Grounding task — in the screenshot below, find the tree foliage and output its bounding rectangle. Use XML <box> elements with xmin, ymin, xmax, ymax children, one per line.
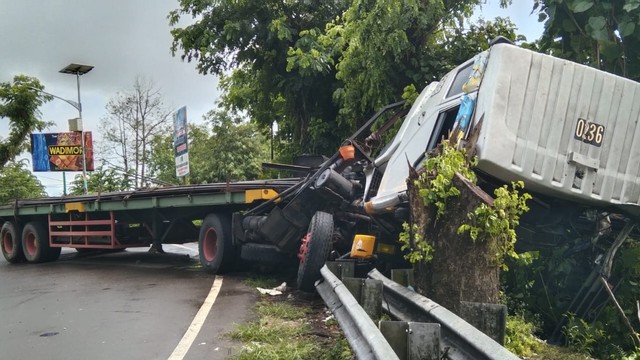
<box><xmin>147</xmin><ymin>112</ymin><xmax>268</xmax><ymax>185</ymax></box>
<box><xmin>169</xmin><ymin>0</ymin><xmax>517</xmax><ymax>156</ymax></box>
<box><xmin>0</xmin><ymin>75</ymin><xmax>51</xmax><ymax>168</ymax></box>
<box><xmin>99</xmin><ymin>77</ymin><xmax>171</xmax><ymax>188</ymax></box>
<box><xmin>69</xmin><ymin>165</ymin><xmax>132</xmax><ymax>195</ymax></box>
<box><xmin>533</xmin><ymin>0</ymin><xmax>640</xmax><ymax>80</ymax></box>
<box><xmin>169</xmin><ymin>1</ymin><xmax>347</xmax><ymax>155</ymax></box>
<box><xmin>0</xmin><ymin>160</ymin><xmax>46</xmax><ymax>202</ymax></box>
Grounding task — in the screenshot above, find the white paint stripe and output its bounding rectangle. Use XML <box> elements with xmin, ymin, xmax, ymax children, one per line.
<box><xmin>168</xmin><ymin>276</ymin><xmax>224</xmax><ymax>360</ymax></box>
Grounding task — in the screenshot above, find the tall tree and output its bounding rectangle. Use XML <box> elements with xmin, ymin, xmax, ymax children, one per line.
<box><xmin>99</xmin><ymin>77</ymin><xmax>172</xmax><ymax>188</ymax></box>
<box><xmin>533</xmin><ymin>0</ymin><xmax>640</xmax><ymax>80</ymax></box>
<box><xmin>169</xmin><ymin>0</ymin><xmax>350</xmax><ymax>155</ymax></box>
<box><xmin>169</xmin><ymin>1</ymin><xmax>514</xmax><ymax>156</ymax></box>
<box><xmin>0</xmin><ymin>160</ymin><xmax>46</xmax><ymax>202</ymax></box>
<box><xmin>0</xmin><ymin>75</ymin><xmax>51</xmax><ymax>168</ymax></box>
<box><xmin>289</xmin><ymin>1</ymin><xmax>515</xmax><ymax>125</ymax></box>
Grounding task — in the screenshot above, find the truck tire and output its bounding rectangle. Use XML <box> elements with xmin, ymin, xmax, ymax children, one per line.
<box><xmin>1</xmin><ymin>221</ymin><xmax>25</xmax><ymax>263</ymax></box>
<box><xmin>297</xmin><ymin>211</ymin><xmax>334</xmax><ymax>291</ymax></box>
<box><xmin>22</xmin><ymin>221</ymin><xmax>59</xmax><ymax>263</ymax></box>
<box><xmin>199</xmin><ymin>214</ymin><xmax>235</xmax><ymax>274</ymax></box>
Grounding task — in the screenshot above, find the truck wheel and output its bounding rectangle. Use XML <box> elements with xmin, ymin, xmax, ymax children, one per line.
<box><xmin>297</xmin><ymin>211</ymin><xmax>334</xmax><ymax>291</ymax></box>
<box><xmin>199</xmin><ymin>214</ymin><xmax>235</xmax><ymax>274</ymax></box>
<box><xmin>1</xmin><ymin>221</ymin><xmax>25</xmax><ymax>263</ymax></box>
<box><xmin>22</xmin><ymin>221</ymin><xmax>58</xmax><ymax>263</ymax></box>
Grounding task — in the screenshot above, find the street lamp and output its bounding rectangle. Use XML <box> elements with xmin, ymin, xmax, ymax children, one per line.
<box><xmin>59</xmin><ymin>63</ymin><xmax>93</xmax><ymax>194</ymax></box>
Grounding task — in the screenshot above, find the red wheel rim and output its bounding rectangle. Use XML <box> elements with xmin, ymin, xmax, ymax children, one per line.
<box><xmin>298</xmin><ymin>233</ymin><xmax>311</xmax><ymax>263</ymax></box>
<box><xmin>2</xmin><ymin>231</ymin><xmax>13</xmax><ymax>254</ymax></box>
<box><xmin>25</xmin><ymin>232</ymin><xmax>37</xmax><ymax>257</ymax></box>
<box><xmin>202</xmin><ymin>228</ymin><xmax>218</xmax><ymax>262</ymax></box>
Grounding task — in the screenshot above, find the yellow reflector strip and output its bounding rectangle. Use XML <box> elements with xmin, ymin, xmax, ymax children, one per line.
<box><xmin>65</xmin><ymin>202</ymin><xmax>86</xmax><ymax>213</ymax></box>
<box><xmin>377</xmin><ymin>243</ymin><xmax>396</xmax><ymax>255</ymax></box>
<box><xmin>245</xmin><ymin>189</ymin><xmax>279</xmax><ymax>204</ymax></box>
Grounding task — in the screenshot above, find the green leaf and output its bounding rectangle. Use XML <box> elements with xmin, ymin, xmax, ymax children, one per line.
<box><xmin>571</xmin><ymin>0</ymin><xmax>594</xmax><ymax>13</ymax></box>
<box><xmin>588</xmin><ymin>16</ymin><xmax>606</xmax><ymax>30</ymax></box>
<box><xmin>618</xmin><ymin>21</ymin><xmax>636</xmax><ymax>37</ymax></box>
<box><xmin>623</xmin><ymin>0</ymin><xmax>640</xmax><ymax>12</ymax></box>
<box><xmin>600</xmin><ymin>42</ymin><xmax>623</xmax><ymax>59</ymax></box>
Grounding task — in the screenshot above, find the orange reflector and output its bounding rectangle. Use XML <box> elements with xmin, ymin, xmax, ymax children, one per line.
<box><xmin>339</xmin><ymin>145</ymin><xmax>355</xmax><ymax>161</ymax></box>
<box><xmin>351</xmin><ymin>234</ymin><xmax>375</xmax><ymax>259</ymax></box>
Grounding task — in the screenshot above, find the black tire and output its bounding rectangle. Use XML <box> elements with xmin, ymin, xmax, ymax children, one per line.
<box><xmin>296</xmin><ymin>211</ymin><xmax>334</xmax><ymax>291</ymax></box>
<box><xmin>22</xmin><ymin>221</ymin><xmax>58</xmax><ymax>263</ymax></box>
<box><xmin>1</xmin><ymin>221</ymin><xmax>25</xmax><ymax>263</ymax></box>
<box><xmin>198</xmin><ymin>214</ymin><xmax>235</xmax><ymax>274</ymax></box>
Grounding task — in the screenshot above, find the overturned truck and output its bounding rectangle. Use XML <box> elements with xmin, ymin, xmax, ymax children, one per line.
<box><xmin>2</xmin><ymin>42</ymin><xmax>639</xmax><ymax>294</ymax></box>
<box><xmin>234</xmin><ymin>41</ymin><xmax>640</xmax><ymax>289</ymax></box>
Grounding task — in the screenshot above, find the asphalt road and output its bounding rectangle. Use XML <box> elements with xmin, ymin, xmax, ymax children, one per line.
<box><xmin>0</xmin><ymin>244</ymin><xmax>258</xmax><ymax>360</ymax></box>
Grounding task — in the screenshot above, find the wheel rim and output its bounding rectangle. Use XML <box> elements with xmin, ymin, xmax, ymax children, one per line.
<box><xmin>298</xmin><ymin>233</ymin><xmax>311</xmax><ymax>263</ymax></box>
<box><xmin>2</xmin><ymin>231</ymin><xmax>13</xmax><ymax>254</ymax></box>
<box><xmin>25</xmin><ymin>232</ymin><xmax>37</xmax><ymax>257</ymax></box>
<box><xmin>202</xmin><ymin>228</ymin><xmax>218</xmax><ymax>262</ymax></box>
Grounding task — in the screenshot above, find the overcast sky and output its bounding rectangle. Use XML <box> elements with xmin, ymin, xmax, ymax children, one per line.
<box><xmin>0</xmin><ymin>0</ymin><xmax>543</xmax><ymax>196</ymax></box>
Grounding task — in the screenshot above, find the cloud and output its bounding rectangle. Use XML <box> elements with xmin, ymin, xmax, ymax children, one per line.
<box><xmin>0</xmin><ymin>0</ymin><xmax>221</xmax><ymax>195</ymax></box>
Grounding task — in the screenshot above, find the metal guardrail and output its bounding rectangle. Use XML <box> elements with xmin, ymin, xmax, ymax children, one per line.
<box><xmin>369</xmin><ymin>269</ymin><xmax>519</xmax><ymax>360</ymax></box>
<box><xmin>315</xmin><ymin>265</ymin><xmax>399</xmax><ymax>360</ymax></box>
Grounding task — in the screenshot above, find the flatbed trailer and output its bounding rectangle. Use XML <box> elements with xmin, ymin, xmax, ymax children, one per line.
<box><xmin>0</xmin><ymin>179</ymin><xmax>299</xmax><ymax>266</ymax></box>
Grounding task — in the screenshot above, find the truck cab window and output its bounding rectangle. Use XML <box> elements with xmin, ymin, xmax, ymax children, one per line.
<box><xmin>414</xmin><ymin>105</ymin><xmax>460</xmax><ymax>168</ymax></box>
<box><xmin>446</xmin><ymin>62</ymin><xmax>474</xmax><ymax>98</ymax></box>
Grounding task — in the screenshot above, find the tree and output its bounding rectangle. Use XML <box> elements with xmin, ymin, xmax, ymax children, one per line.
<box><xmin>290</xmin><ymin>1</ymin><xmax>516</xmax><ymax>124</ymax></box>
<box><xmin>99</xmin><ymin>77</ymin><xmax>172</xmax><ymax>188</ymax></box>
<box><xmin>202</xmin><ymin>111</ymin><xmax>269</xmax><ymax>183</ymax></box>
<box><xmin>0</xmin><ymin>160</ymin><xmax>46</xmax><ymax>202</ymax></box>
<box><xmin>533</xmin><ymin>0</ymin><xmax>640</xmax><ymax>81</ymax></box>
<box><xmin>0</xmin><ymin>75</ymin><xmax>51</xmax><ymax>168</ymax></box>
<box><xmin>169</xmin><ymin>1</ymin><xmax>515</xmax><ymax>156</ymax></box>
<box><xmin>147</xmin><ymin>112</ymin><xmax>269</xmax><ymax>185</ymax></box>
<box><xmin>69</xmin><ymin>165</ymin><xmax>132</xmax><ymax>195</ymax></box>
<box><xmin>169</xmin><ymin>0</ymin><xmax>351</xmax><ymax>156</ymax></box>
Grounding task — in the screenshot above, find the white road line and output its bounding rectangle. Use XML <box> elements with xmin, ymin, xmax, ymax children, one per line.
<box><xmin>168</xmin><ymin>276</ymin><xmax>224</xmax><ymax>360</ymax></box>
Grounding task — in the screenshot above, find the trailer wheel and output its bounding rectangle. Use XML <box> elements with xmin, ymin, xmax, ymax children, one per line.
<box><xmin>198</xmin><ymin>214</ymin><xmax>235</xmax><ymax>274</ymax></box>
<box><xmin>296</xmin><ymin>211</ymin><xmax>334</xmax><ymax>291</ymax></box>
<box><xmin>1</xmin><ymin>221</ymin><xmax>25</xmax><ymax>263</ymax></box>
<box><xmin>22</xmin><ymin>221</ymin><xmax>58</xmax><ymax>263</ymax></box>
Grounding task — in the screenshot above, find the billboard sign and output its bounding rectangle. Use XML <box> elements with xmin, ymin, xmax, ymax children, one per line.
<box><xmin>173</xmin><ymin>106</ymin><xmax>190</xmax><ymax>177</ymax></box>
<box><xmin>31</xmin><ymin>132</ymin><xmax>94</xmax><ymax>172</ymax></box>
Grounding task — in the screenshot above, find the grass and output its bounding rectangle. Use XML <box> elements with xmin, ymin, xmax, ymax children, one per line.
<box><xmin>243</xmin><ymin>276</ymin><xmax>282</xmax><ymax>289</ymax></box>
<box><xmin>228</xmin><ymin>297</ymin><xmax>353</xmax><ymax>360</ymax></box>
<box><xmin>528</xmin><ymin>344</ymin><xmax>594</xmax><ymax>360</ymax></box>
<box><xmin>505</xmin><ymin>314</ymin><xmax>594</xmax><ymax>360</ymax></box>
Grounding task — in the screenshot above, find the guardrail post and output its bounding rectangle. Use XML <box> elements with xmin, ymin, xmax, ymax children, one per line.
<box><xmin>343</xmin><ymin>278</ymin><xmax>383</xmax><ymax>319</ymax></box>
<box><xmin>326</xmin><ymin>261</ymin><xmax>355</xmax><ymax>279</ymax></box>
<box><xmin>459</xmin><ymin>301</ymin><xmax>507</xmax><ymax>345</ymax></box>
<box><xmin>379</xmin><ymin>321</ymin><xmax>440</xmax><ymax>360</ymax></box>
<box><xmin>391</xmin><ymin>269</ymin><xmax>414</xmax><ymax>288</ymax></box>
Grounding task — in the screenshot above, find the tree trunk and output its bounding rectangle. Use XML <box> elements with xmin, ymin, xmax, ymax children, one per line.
<box><xmin>407</xmin><ymin>170</ymin><xmax>499</xmax><ymax>314</ymax></box>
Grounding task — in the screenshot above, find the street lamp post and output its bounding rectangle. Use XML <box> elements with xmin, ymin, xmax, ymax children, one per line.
<box><xmin>59</xmin><ymin>63</ymin><xmax>93</xmax><ymax>194</ymax></box>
